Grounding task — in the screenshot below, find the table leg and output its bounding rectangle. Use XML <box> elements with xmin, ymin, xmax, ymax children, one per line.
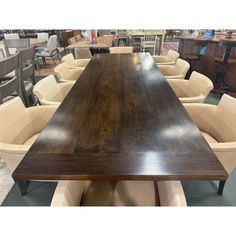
<box><xmin>18</xmin><ymin>180</ymin><xmax>30</xmax><ymax>196</ymax></box>
<box><xmin>218</xmin><ymin>180</ymin><xmax>226</xmax><ymax>195</ymax></box>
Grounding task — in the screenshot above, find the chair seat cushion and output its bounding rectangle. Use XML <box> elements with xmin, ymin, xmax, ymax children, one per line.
<box><xmin>23</xmin><ymin>133</ymin><xmax>40</xmax><ymax>146</ymax></box>
<box><xmin>201</xmin><ymin>131</ymin><xmax>218</xmax><ymax>144</ymax></box>
<box><xmin>81</xmin><ymin>180</ymin><xmax>156</xmax><ymax>206</ymax></box>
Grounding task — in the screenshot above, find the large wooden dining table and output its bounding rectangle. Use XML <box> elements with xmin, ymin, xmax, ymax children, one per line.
<box><xmin>12</xmin><ymin>53</ymin><xmax>228</xmax><ymax>195</ymax></box>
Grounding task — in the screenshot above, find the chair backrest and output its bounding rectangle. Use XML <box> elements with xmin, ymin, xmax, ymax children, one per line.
<box><xmin>189</xmin><ymin>71</ymin><xmax>213</xmax><ymax>96</ymax></box>
<box><xmin>33</xmin><ymin>75</ymin><xmax>64</xmax><ymax>103</ymax></box>
<box><xmin>109</xmin><ymin>47</ymin><xmax>133</xmax><ymax>54</ymax></box>
<box><xmin>167</xmin><ymin>50</ymin><xmax>180</xmax><ymax>63</ymax></box>
<box><xmin>143</xmin><ymin>34</ymin><xmax>156</xmax><ymax>44</ymax></box>
<box><xmin>4</xmin><ymin>33</ymin><xmax>20</xmax><ymax>39</ymax></box>
<box><xmin>54</xmin><ymin>62</ymin><xmax>75</xmax><ymax>81</ymax></box>
<box><xmin>68</xmin><ymin>36</ymin><xmax>76</xmax><ymax>45</ymax></box>
<box><xmin>3</xmin><ymin>38</ymin><xmax>30</xmax><ymax>57</ymax></box>
<box><xmin>74</xmin><ymin>48</ymin><xmax>92</xmax><ymax>59</ymax></box>
<box><xmin>47</xmin><ymin>35</ymin><xmax>58</xmax><ymax>54</ymax></box>
<box><xmin>0</xmin><ymin>54</ymin><xmax>20</xmax><ymax>104</ymax></box>
<box><xmin>175</xmin><ymin>58</ymin><xmax>190</xmax><ymax>77</ymax></box>
<box><xmin>61</xmin><ymin>53</ymin><xmax>75</xmax><ymax>64</ymax></box>
<box><xmin>75</xmin><ymin>34</ymin><xmax>81</xmax><ymax>41</ymax></box>
<box><xmin>37</xmin><ymin>32</ymin><xmax>49</xmax><ymax>41</ymax></box>
<box><xmin>212</xmin><ymin>94</ymin><xmax>236</xmax><ymax>143</ymax></box>
<box><xmin>0</xmin><ymin>97</ymin><xmax>35</xmax><ymax>145</ymax></box>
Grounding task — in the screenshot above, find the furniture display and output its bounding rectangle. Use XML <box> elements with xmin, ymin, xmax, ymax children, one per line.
<box><xmin>109</xmin><ymin>46</ymin><xmax>133</xmax><ymax>54</ymax></box>
<box><xmin>153</xmin><ymin>50</ymin><xmax>180</xmax><ymax>65</ymax></box>
<box><xmin>167</xmin><ymin>71</ymin><xmax>214</xmax><ymax>103</ymax></box>
<box><xmin>12</xmin><ymin>53</ymin><xmax>227</xmax><ymax>196</ymax></box>
<box><xmin>61</xmin><ymin>53</ymin><xmax>90</xmax><ymax>68</ymax></box>
<box><xmin>184</xmin><ymin>94</ymin><xmax>236</xmax><ymax>194</ymax></box>
<box><xmin>4</xmin><ymin>33</ymin><xmax>20</xmax><ymax>39</ymax></box>
<box><xmin>51</xmin><ymin>180</ymin><xmax>187</xmax><ymax>206</ymax></box>
<box><xmin>54</xmin><ymin>62</ymin><xmax>84</xmax><ymax>82</ymax></box>
<box><xmin>33</xmin><ymin>75</ymin><xmax>74</xmax><ymax>105</ymax></box>
<box><xmin>74</xmin><ymin>48</ymin><xmax>93</xmax><ymax>59</ymax></box>
<box><xmin>68</xmin><ymin>36</ymin><xmax>76</xmax><ymax>45</ymax></box>
<box><xmin>141</xmin><ymin>34</ymin><xmax>158</xmax><ymax>55</ymax></box>
<box><xmin>0</xmin><ymin>97</ymin><xmax>58</xmax><ymax>173</ymax></box>
<box><xmin>37</xmin><ymin>32</ymin><xmax>49</xmax><ymax>41</ymax></box>
<box><xmin>3</xmin><ymin>38</ymin><xmax>30</xmax><ymax>56</ymax></box>
<box><xmin>158</xmin><ymin>58</ymin><xmax>190</xmax><ymax>79</ymax></box>
<box><xmin>177</xmin><ymin>34</ymin><xmax>236</xmax><ymax>89</ymax></box>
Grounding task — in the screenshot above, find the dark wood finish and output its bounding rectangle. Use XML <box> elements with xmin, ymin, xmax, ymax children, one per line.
<box><xmin>12</xmin><ymin>53</ymin><xmax>228</xmax><ymax>183</ymax></box>
<box><xmin>218</xmin><ymin>180</ymin><xmax>226</xmax><ymax>195</ymax></box>
<box><xmin>177</xmin><ymin>35</ymin><xmax>236</xmax><ymax>90</ymax></box>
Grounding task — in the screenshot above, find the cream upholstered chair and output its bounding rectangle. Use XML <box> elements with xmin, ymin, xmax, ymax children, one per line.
<box><xmin>184</xmin><ymin>94</ymin><xmax>236</xmax><ymax>195</ymax></box>
<box><xmin>153</xmin><ymin>50</ymin><xmax>180</xmax><ymax>65</ymax></box>
<box><xmin>54</xmin><ymin>62</ymin><xmax>84</xmax><ymax>83</ymax></box>
<box><xmin>0</xmin><ymin>97</ymin><xmax>58</xmax><ymax>172</ymax></box>
<box><xmin>167</xmin><ymin>71</ymin><xmax>213</xmax><ymax>103</ymax></box>
<box><xmin>158</xmin><ymin>58</ymin><xmax>190</xmax><ymax>79</ymax></box>
<box><xmin>51</xmin><ymin>180</ymin><xmax>187</xmax><ymax>206</ymax></box>
<box><xmin>61</xmin><ymin>53</ymin><xmax>90</xmax><ymax>68</ymax></box>
<box><xmin>33</xmin><ymin>75</ymin><xmax>74</xmax><ymax>105</ymax></box>
<box><xmin>109</xmin><ymin>46</ymin><xmax>133</xmax><ymax>54</ymax></box>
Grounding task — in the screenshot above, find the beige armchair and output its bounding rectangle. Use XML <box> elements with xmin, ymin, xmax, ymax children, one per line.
<box><xmin>109</xmin><ymin>47</ymin><xmax>133</xmax><ymax>54</ymax></box>
<box><xmin>33</xmin><ymin>75</ymin><xmax>74</xmax><ymax>105</ymax></box>
<box><xmin>158</xmin><ymin>58</ymin><xmax>190</xmax><ymax>79</ymax></box>
<box><xmin>153</xmin><ymin>50</ymin><xmax>179</xmax><ymax>65</ymax></box>
<box><xmin>0</xmin><ymin>97</ymin><xmax>58</xmax><ymax>172</ymax></box>
<box><xmin>167</xmin><ymin>71</ymin><xmax>213</xmax><ymax>103</ymax></box>
<box><xmin>61</xmin><ymin>53</ymin><xmax>90</xmax><ymax>68</ymax></box>
<box><xmin>51</xmin><ymin>180</ymin><xmax>187</xmax><ymax>206</ymax></box>
<box><xmin>54</xmin><ymin>62</ymin><xmax>84</xmax><ymax>83</ymax></box>
<box><xmin>183</xmin><ymin>94</ymin><xmax>236</xmax><ymax>194</ymax></box>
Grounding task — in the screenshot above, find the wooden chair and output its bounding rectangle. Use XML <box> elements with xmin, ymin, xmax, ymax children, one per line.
<box><xmin>0</xmin><ymin>54</ymin><xmax>23</xmax><ymax>104</ymax></box>
<box><xmin>18</xmin><ymin>47</ymin><xmax>38</xmax><ymax>107</ymax></box>
<box><xmin>3</xmin><ymin>38</ymin><xmax>30</xmax><ymax>57</ymax></box>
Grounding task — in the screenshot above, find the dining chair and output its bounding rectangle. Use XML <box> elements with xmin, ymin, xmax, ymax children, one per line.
<box><xmin>61</xmin><ymin>53</ymin><xmax>90</xmax><ymax>68</ymax></box>
<box><xmin>0</xmin><ymin>54</ymin><xmax>23</xmax><ymax>104</ymax></box>
<box><xmin>4</xmin><ymin>33</ymin><xmax>20</xmax><ymax>39</ymax></box>
<box><xmin>35</xmin><ymin>35</ymin><xmax>61</xmax><ymax>66</ymax></box>
<box><xmin>140</xmin><ymin>34</ymin><xmax>158</xmax><ymax>55</ymax></box>
<box><xmin>33</xmin><ymin>75</ymin><xmax>74</xmax><ymax>105</ymax></box>
<box><xmin>158</xmin><ymin>58</ymin><xmax>190</xmax><ymax>80</ymax></box>
<box><xmin>51</xmin><ymin>180</ymin><xmax>187</xmax><ymax>206</ymax></box>
<box><xmin>74</xmin><ymin>48</ymin><xmax>93</xmax><ymax>59</ymax></box>
<box><xmin>0</xmin><ymin>96</ymin><xmax>58</xmax><ymax>172</ymax></box>
<box><xmin>109</xmin><ymin>46</ymin><xmax>133</xmax><ymax>54</ymax></box>
<box><xmin>3</xmin><ymin>38</ymin><xmax>30</xmax><ymax>57</ymax></box>
<box><xmin>68</xmin><ymin>36</ymin><xmax>76</xmax><ymax>45</ymax></box>
<box><xmin>184</xmin><ymin>94</ymin><xmax>236</xmax><ymax>195</ymax></box>
<box><xmin>54</xmin><ymin>62</ymin><xmax>84</xmax><ymax>83</ymax></box>
<box><xmin>153</xmin><ymin>50</ymin><xmax>180</xmax><ymax>65</ymax></box>
<box><xmin>37</xmin><ymin>32</ymin><xmax>49</xmax><ymax>41</ymax></box>
<box><xmin>167</xmin><ymin>71</ymin><xmax>213</xmax><ymax>103</ymax></box>
<box><xmin>18</xmin><ymin>47</ymin><xmax>38</xmax><ymax>107</ymax></box>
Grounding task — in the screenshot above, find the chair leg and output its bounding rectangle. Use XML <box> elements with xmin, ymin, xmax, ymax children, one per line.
<box><xmin>218</xmin><ymin>180</ymin><xmax>226</xmax><ymax>195</ymax></box>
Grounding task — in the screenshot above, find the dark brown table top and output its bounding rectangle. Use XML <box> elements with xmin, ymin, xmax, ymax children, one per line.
<box><xmin>12</xmin><ymin>53</ymin><xmax>228</xmax><ymax>181</ymax></box>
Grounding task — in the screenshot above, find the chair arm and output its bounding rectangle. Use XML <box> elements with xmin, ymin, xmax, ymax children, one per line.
<box><xmin>27</xmin><ymin>105</ymin><xmax>59</xmax><ymax>133</ymax></box>
<box><xmin>0</xmin><ymin>143</ymin><xmax>30</xmax><ymax>154</ymax></box>
<box><xmin>180</xmin><ymin>95</ymin><xmax>205</xmax><ymax>103</ymax></box>
<box><xmin>158</xmin><ymin>65</ymin><xmax>174</xmax><ymax>75</ymax></box>
<box><xmin>58</xmin><ymin>82</ymin><xmax>74</xmax><ymax>97</ymax></box>
<box><xmin>210</xmin><ymin>142</ymin><xmax>236</xmax><ymax>152</ymax></box>
<box><xmin>39</xmin><ymin>100</ymin><xmax>61</xmax><ymax>106</ymax></box>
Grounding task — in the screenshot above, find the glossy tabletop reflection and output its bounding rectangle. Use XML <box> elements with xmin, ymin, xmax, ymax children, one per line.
<box><xmin>13</xmin><ymin>53</ymin><xmax>228</xmax><ymax>181</ymax></box>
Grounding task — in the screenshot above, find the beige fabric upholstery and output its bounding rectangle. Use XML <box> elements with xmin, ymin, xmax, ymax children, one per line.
<box><xmin>109</xmin><ymin>47</ymin><xmax>133</xmax><ymax>54</ymax></box>
<box><xmin>167</xmin><ymin>71</ymin><xmax>213</xmax><ymax>103</ymax></box>
<box><xmin>54</xmin><ymin>62</ymin><xmax>84</xmax><ymax>83</ymax></box>
<box><xmin>51</xmin><ymin>181</ymin><xmax>85</xmax><ymax>206</ymax></box>
<box><xmin>184</xmin><ymin>94</ymin><xmax>236</xmax><ymax>173</ymax></box>
<box><xmin>61</xmin><ymin>53</ymin><xmax>90</xmax><ymax>68</ymax></box>
<box><xmin>158</xmin><ymin>58</ymin><xmax>190</xmax><ymax>79</ymax></box>
<box><xmin>74</xmin><ymin>48</ymin><xmax>92</xmax><ymax>59</ymax></box>
<box><xmin>33</xmin><ymin>75</ymin><xmax>74</xmax><ymax>105</ymax></box>
<box><xmin>51</xmin><ymin>180</ymin><xmax>187</xmax><ymax>206</ymax></box>
<box><xmin>0</xmin><ymin>97</ymin><xmax>58</xmax><ymax>172</ymax></box>
<box><xmin>157</xmin><ymin>181</ymin><xmax>187</xmax><ymax>206</ymax></box>
<box><xmin>153</xmin><ymin>50</ymin><xmax>179</xmax><ymax>65</ymax></box>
